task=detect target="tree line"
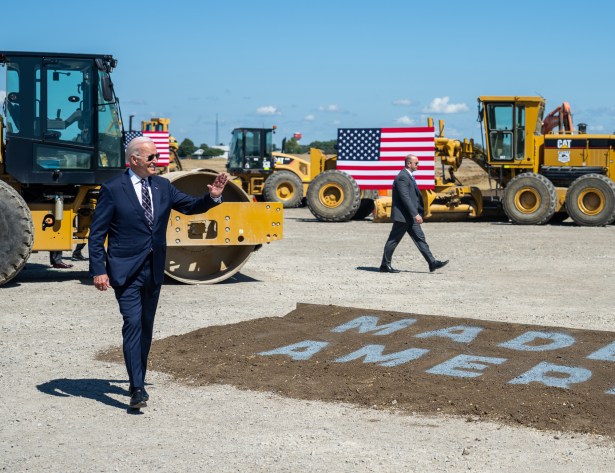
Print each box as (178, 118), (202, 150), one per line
(177, 137), (337, 158)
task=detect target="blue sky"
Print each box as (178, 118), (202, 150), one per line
(2, 0), (614, 148)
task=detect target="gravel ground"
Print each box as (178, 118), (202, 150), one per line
(2, 207), (615, 472)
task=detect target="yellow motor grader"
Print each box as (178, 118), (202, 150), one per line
(0, 51), (282, 286)
(375, 96), (615, 226)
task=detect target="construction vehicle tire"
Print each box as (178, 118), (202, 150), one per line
(263, 171), (303, 208)
(162, 171), (256, 284)
(352, 198), (375, 220)
(0, 180), (34, 285)
(306, 170), (360, 222)
(503, 173), (556, 225)
(565, 174), (615, 226)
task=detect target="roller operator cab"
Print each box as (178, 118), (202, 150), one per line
(1, 51), (125, 186)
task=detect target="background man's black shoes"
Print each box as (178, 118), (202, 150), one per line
(429, 260), (449, 272)
(52, 262), (73, 269)
(379, 265), (400, 273)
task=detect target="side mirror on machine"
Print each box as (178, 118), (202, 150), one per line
(101, 75), (114, 102)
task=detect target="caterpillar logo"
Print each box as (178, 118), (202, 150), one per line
(557, 139), (572, 162)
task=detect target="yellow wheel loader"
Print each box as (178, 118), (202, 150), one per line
(228, 127), (374, 221)
(0, 51), (282, 286)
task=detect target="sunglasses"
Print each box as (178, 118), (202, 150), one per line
(135, 153), (160, 162)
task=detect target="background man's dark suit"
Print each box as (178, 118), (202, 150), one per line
(89, 146), (226, 407)
(381, 164), (439, 271)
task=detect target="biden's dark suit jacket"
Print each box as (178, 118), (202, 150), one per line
(89, 169), (219, 286)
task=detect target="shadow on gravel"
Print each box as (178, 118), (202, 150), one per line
(37, 378), (136, 412)
(161, 272), (260, 285)
(356, 266), (427, 274)
(8, 263), (90, 286)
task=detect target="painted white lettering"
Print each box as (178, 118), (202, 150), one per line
(331, 315), (417, 336)
(587, 340), (615, 362)
(426, 354), (507, 378)
(557, 139), (571, 148)
(498, 331), (575, 352)
(509, 362), (592, 389)
(334, 344), (429, 367)
(414, 325), (483, 343)
(259, 340), (329, 361)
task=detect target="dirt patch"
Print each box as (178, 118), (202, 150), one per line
(99, 303), (615, 437)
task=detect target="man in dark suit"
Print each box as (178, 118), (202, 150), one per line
(89, 136), (228, 409)
(380, 154), (448, 274)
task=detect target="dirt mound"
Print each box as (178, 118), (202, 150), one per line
(99, 303), (615, 437)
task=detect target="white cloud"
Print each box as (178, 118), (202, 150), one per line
(0, 90), (5, 102)
(392, 99), (412, 106)
(423, 97), (468, 114)
(318, 104), (340, 112)
(395, 116), (415, 125)
(256, 105), (279, 115)
(332, 120), (341, 125)
(304, 114), (315, 121)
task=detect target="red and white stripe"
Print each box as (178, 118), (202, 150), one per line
(143, 131), (170, 166)
(337, 127), (435, 190)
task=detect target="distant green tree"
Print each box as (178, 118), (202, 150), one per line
(281, 137), (337, 155)
(178, 138), (197, 157)
(200, 147), (225, 158)
(283, 136), (302, 154)
(308, 140), (337, 154)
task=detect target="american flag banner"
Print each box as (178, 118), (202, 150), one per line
(124, 130), (170, 167)
(336, 127), (435, 190)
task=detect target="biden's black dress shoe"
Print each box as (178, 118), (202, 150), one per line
(379, 265), (400, 273)
(129, 389), (147, 409)
(429, 260), (449, 272)
(130, 386), (149, 402)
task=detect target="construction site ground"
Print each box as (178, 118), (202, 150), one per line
(3, 157), (615, 472)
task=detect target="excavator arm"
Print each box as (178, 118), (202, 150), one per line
(541, 102), (573, 135)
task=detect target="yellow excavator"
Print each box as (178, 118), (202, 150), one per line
(0, 51), (282, 286)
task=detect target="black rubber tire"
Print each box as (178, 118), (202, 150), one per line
(352, 198), (375, 220)
(306, 170), (360, 222)
(0, 181), (33, 285)
(263, 171), (303, 208)
(565, 174), (615, 226)
(503, 173), (557, 225)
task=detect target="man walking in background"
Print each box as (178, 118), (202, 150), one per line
(89, 136), (229, 410)
(380, 153), (448, 273)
